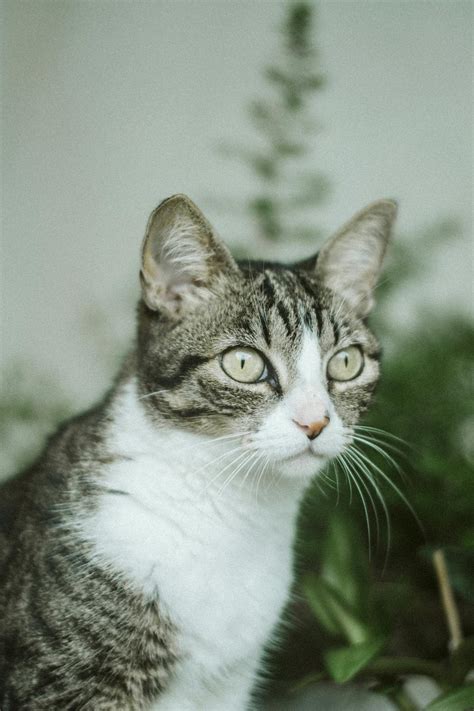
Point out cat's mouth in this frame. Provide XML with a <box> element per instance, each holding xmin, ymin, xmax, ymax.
<box><xmin>282</xmin><ymin>447</ymin><xmax>325</xmax><ymax>462</ymax></box>
<box><xmin>240</xmin><ymin>431</ymin><xmax>345</xmax><ymax>474</ymax></box>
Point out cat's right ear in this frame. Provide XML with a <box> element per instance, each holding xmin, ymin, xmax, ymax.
<box><xmin>297</xmin><ymin>200</ymin><xmax>397</xmax><ymax>317</ymax></box>
<box><xmin>140</xmin><ymin>194</ymin><xmax>238</xmax><ymax>316</ymax></box>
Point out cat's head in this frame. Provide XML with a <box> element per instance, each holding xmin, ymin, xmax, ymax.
<box><xmin>136</xmin><ymin>194</ymin><xmax>396</xmax><ymax>478</ymax></box>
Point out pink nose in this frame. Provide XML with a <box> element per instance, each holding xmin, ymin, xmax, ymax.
<box><xmin>293</xmin><ymin>416</ymin><xmax>330</xmax><ymax>441</ymax></box>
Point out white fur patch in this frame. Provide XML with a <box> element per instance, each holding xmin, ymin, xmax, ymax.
<box><xmin>81</xmin><ymin>379</ymin><xmax>307</xmax><ymax>709</ymax></box>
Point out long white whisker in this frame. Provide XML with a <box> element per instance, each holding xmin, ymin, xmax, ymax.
<box><xmin>351</xmin><ymin>445</ymin><xmax>425</xmax><ymax>553</ymax></box>
<box><xmin>248</xmin><ymin>451</ymin><xmax>267</xmax><ymax>503</ymax></box>
<box><xmin>191</xmin><ymin>443</ymin><xmax>249</xmax><ymax>484</ymax></box>
<box><xmin>185</xmin><ymin>430</ymin><xmax>252</xmax><ymax>451</ymax></box>
<box><xmin>204</xmin><ymin>449</ymin><xmax>251</xmax><ymax>494</ymax></box>
<box><xmin>217</xmin><ymin>451</ymin><xmax>258</xmax><ymax>498</ymax></box>
<box><xmin>352</xmin><ymin>444</ymin><xmax>421</xmax><ymax>528</ymax></box>
<box><xmin>338</xmin><ymin>453</ymin><xmax>372</xmax><ymax>552</ymax></box>
<box><xmin>138</xmin><ymin>389</ymin><xmax>170</xmax><ymax>400</ymax></box>
<box><xmin>353</xmin><ymin>429</ymin><xmax>409</xmax><ymax>458</ymax></box>
<box><xmin>344</xmin><ymin>449</ymin><xmax>382</xmax><ymax>553</ymax></box>
<box><xmin>346</xmin><ymin>445</ymin><xmax>392</xmax><ymax>569</ymax></box>
<box><xmin>254</xmin><ymin>454</ymin><xmax>270</xmax><ymax>504</ymax></box>
<box><xmin>355</xmin><ymin>425</ymin><xmax>410</xmax><ymax>447</ymax></box>
<box><xmin>338</xmin><ymin>454</ymin><xmax>354</xmax><ymax>504</ymax></box>
<box><xmin>351</xmin><ymin>434</ymin><xmax>404</xmax><ymax>475</ymax></box>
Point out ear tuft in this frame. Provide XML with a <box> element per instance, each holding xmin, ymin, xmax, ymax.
<box><xmin>140</xmin><ymin>194</ymin><xmax>237</xmax><ymax>315</ymax></box>
<box><xmin>315</xmin><ymin>199</ymin><xmax>397</xmax><ymax>317</ymax></box>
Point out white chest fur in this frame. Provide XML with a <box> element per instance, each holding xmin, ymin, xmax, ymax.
<box><xmin>81</xmin><ymin>382</ymin><xmax>307</xmax><ymax>709</ymax></box>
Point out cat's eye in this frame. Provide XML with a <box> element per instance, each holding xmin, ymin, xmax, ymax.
<box><xmin>221</xmin><ymin>347</ymin><xmax>266</xmax><ymax>384</ymax></box>
<box><xmin>327</xmin><ymin>346</ymin><xmax>364</xmax><ymax>381</ymax></box>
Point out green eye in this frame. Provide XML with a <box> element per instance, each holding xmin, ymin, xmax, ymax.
<box><xmin>221</xmin><ymin>347</ymin><xmax>266</xmax><ymax>383</ymax></box>
<box><xmin>327</xmin><ymin>346</ymin><xmax>364</xmax><ymax>381</ymax></box>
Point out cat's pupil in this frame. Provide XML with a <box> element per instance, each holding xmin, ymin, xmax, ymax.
<box><xmin>344</xmin><ymin>354</ymin><xmax>349</xmax><ymax>367</ymax></box>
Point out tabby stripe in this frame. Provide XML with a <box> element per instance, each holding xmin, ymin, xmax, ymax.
<box><xmin>328</xmin><ymin>311</ymin><xmax>340</xmax><ymax>344</ymax></box>
<box><xmin>259</xmin><ymin>311</ymin><xmax>271</xmax><ymax>346</ymax></box>
<box><xmin>369</xmin><ymin>348</ymin><xmax>383</xmax><ymax>361</ymax></box>
<box><xmin>297</xmin><ymin>273</ymin><xmax>319</xmax><ymax>303</ymax></box>
<box><xmin>154</xmin><ymin>354</ymin><xmax>209</xmax><ymax>389</ymax></box>
<box><xmin>276</xmin><ymin>301</ymin><xmax>293</xmax><ymax>337</ymax></box>
<box><xmin>175</xmin><ymin>407</ymin><xmax>217</xmax><ymax>418</ymax></box>
<box><xmin>314</xmin><ymin>307</ymin><xmax>323</xmax><ymax>337</ymax></box>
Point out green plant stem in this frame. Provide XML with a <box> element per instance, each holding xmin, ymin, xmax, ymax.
<box><xmin>365</xmin><ymin>656</ymin><xmax>448</xmax><ymax>683</ymax></box>
<box><xmin>433</xmin><ymin>549</ymin><xmax>463</xmax><ymax>652</ymax></box>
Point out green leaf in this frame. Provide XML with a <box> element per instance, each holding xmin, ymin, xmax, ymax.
<box><xmin>324</xmin><ymin>636</ymin><xmax>388</xmax><ymax>683</ymax></box>
<box><xmin>303</xmin><ymin>574</ymin><xmax>371</xmax><ymax>644</ymax></box>
<box><xmin>425</xmin><ymin>684</ymin><xmax>474</xmax><ymax>711</ymax></box>
<box><xmin>304</xmin><ymin>574</ymin><xmax>341</xmax><ymax>635</ymax></box>
<box><xmin>321</xmin><ymin>511</ymin><xmax>370</xmax><ymax>619</ymax></box>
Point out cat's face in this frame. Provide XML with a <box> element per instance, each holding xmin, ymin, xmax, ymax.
<box><xmin>136</xmin><ymin>195</ymin><xmax>396</xmax><ymax>479</ymax></box>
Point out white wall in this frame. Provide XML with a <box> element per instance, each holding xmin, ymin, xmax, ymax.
<box><xmin>2</xmin><ymin>0</ymin><xmax>472</xmax><ymax>407</ymax></box>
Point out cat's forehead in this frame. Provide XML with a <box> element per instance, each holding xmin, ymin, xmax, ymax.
<box><xmin>146</xmin><ymin>260</ymin><xmax>377</xmax><ymax>372</ymax></box>
<box><xmin>236</xmin><ymin>263</ymin><xmax>356</xmax><ymax>355</ymax></box>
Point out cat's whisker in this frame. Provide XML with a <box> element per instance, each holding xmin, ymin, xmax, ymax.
<box><xmin>239</xmin><ymin>451</ymin><xmax>261</xmax><ymax>493</ymax></box>
<box><xmin>354</xmin><ymin>425</ymin><xmax>411</xmax><ymax>448</ymax></box>
<box><xmin>203</xmin><ymin>449</ymin><xmax>251</xmax><ymax>494</ymax></box>
<box><xmin>352</xmin><ymin>444</ymin><xmax>424</xmax><ymax>540</ymax></box>
<box><xmin>353</xmin><ymin>434</ymin><xmax>408</xmax><ymax>461</ymax></box>
<box><xmin>342</xmin><ymin>449</ymin><xmax>383</xmax><ymax>553</ymax></box>
<box><xmin>190</xmin><ymin>432</ymin><xmax>253</xmax><ymax>455</ymax></box>
<box><xmin>339</xmin><ymin>453</ymin><xmax>354</xmax><ymax>504</ymax></box>
<box><xmin>217</xmin><ymin>450</ymin><xmax>258</xmax><ymax>498</ymax></box>
<box><xmin>351</xmin><ymin>434</ymin><xmax>404</xmax><ymax>474</ymax></box>
<box><xmin>253</xmin><ymin>453</ymin><xmax>271</xmax><ymax>504</ymax></box>
<box><xmin>174</xmin><ymin>430</ymin><xmax>253</xmax><ymax>459</ymax></box>
<box><xmin>264</xmin><ymin>456</ymin><xmax>279</xmax><ymax>494</ymax></box>
<box><xmin>352</xmin><ymin>457</ymin><xmax>382</xmax><ymax>541</ymax></box>
<box><xmin>322</xmin><ymin>461</ymin><xmax>340</xmax><ymax>504</ymax></box>
<box><xmin>318</xmin><ymin>467</ymin><xmax>339</xmax><ymax>494</ymax></box>
<box><xmin>312</xmin><ymin>471</ymin><xmax>330</xmax><ymax>498</ymax></box>
<box><xmin>138</xmin><ymin>389</ymin><xmax>170</xmax><ymax>400</ymax></box>
<box><xmin>345</xmin><ymin>446</ymin><xmax>392</xmax><ymax>570</ymax></box>
<box><xmin>337</xmin><ymin>453</ymin><xmax>373</xmax><ymax>552</ymax></box>
<box><xmin>334</xmin><ymin>462</ymin><xmax>341</xmax><ymax>505</ymax></box>
<box><xmin>181</xmin><ymin>443</ymin><xmax>246</xmax><ymax>485</ymax></box>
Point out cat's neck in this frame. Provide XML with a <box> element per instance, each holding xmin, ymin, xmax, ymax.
<box><xmin>106</xmin><ymin>376</ymin><xmax>309</xmax><ymax>514</ymax></box>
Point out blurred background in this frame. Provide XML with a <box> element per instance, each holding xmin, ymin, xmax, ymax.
<box><xmin>1</xmin><ymin>2</ymin><xmax>473</xmax><ymax>709</ymax></box>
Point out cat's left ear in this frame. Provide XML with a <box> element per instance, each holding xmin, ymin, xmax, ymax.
<box><xmin>140</xmin><ymin>194</ymin><xmax>238</xmax><ymax>315</ymax></box>
<box><xmin>309</xmin><ymin>200</ymin><xmax>397</xmax><ymax>317</ymax></box>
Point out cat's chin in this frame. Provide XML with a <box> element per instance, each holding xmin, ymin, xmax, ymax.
<box><xmin>275</xmin><ymin>449</ymin><xmax>328</xmax><ymax>479</ymax></box>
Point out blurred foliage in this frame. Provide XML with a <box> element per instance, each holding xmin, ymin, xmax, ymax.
<box><xmin>0</xmin><ymin>363</ymin><xmax>72</xmax><ymax>480</ymax></box>
<box><xmin>220</xmin><ymin>2</ymin><xmax>329</xmax><ymax>248</ymax></box>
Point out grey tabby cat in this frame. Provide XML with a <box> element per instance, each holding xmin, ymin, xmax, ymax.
<box><xmin>0</xmin><ymin>194</ymin><xmax>396</xmax><ymax>710</ymax></box>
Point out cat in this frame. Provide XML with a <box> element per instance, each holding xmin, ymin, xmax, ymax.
<box><xmin>0</xmin><ymin>194</ymin><xmax>396</xmax><ymax>710</ymax></box>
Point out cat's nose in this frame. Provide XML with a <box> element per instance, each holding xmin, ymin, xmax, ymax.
<box><xmin>293</xmin><ymin>415</ymin><xmax>330</xmax><ymax>441</ymax></box>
